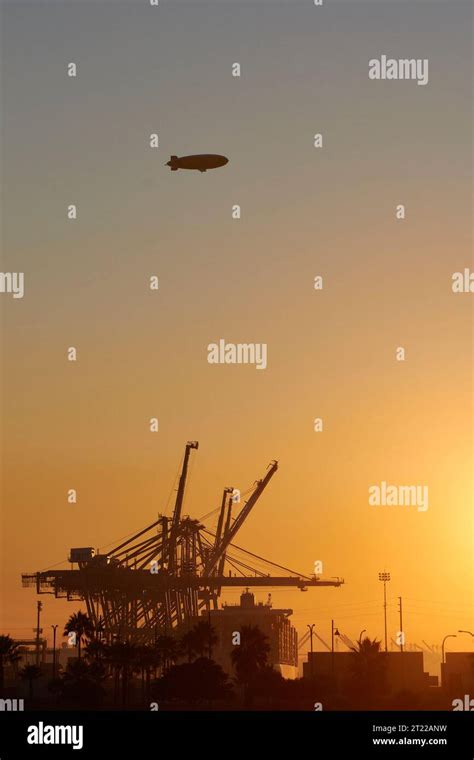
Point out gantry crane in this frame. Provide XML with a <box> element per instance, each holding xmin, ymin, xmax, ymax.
<box><xmin>22</xmin><ymin>442</ymin><xmax>344</xmax><ymax>643</ymax></box>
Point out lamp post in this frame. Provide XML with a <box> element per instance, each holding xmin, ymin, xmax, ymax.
<box><xmin>331</xmin><ymin>620</ymin><xmax>340</xmax><ymax>679</ymax></box>
<box><xmin>307</xmin><ymin>624</ymin><xmax>315</xmax><ymax>679</ymax></box>
<box><xmin>441</xmin><ymin>634</ymin><xmax>457</xmax><ymax>688</ymax></box>
<box><xmin>207</xmin><ymin>609</ymin><xmax>212</xmax><ymax>660</ymax></box>
<box><xmin>441</xmin><ymin>634</ymin><xmax>457</xmax><ymax>665</ymax></box>
<box><xmin>51</xmin><ymin>625</ymin><xmax>58</xmax><ymax>680</ymax></box>
<box><xmin>35</xmin><ymin>601</ymin><xmax>43</xmax><ymax>667</ymax></box>
<box><xmin>331</xmin><ymin>620</ymin><xmax>340</xmax><ymax>653</ymax></box>
<box><xmin>398</xmin><ymin>596</ymin><xmax>404</xmax><ymax>652</ymax></box>
<box><xmin>378</xmin><ymin>572</ymin><xmax>391</xmax><ymax>652</ymax></box>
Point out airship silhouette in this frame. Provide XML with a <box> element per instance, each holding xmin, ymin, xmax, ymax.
<box><xmin>166</xmin><ymin>154</ymin><xmax>229</xmax><ymax>173</ymax></box>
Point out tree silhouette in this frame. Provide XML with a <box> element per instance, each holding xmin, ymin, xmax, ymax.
<box><xmin>47</xmin><ymin>676</ymin><xmax>63</xmax><ymax>705</ymax></box>
<box><xmin>20</xmin><ymin>664</ymin><xmax>41</xmax><ymax>701</ymax></box>
<box><xmin>180</xmin><ymin>621</ymin><xmax>218</xmax><ymax>662</ymax></box>
<box><xmin>84</xmin><ymin>637</ymin><xmax>106</xmax><ymax>664</ymax></box>
<box><xmin>349</xmin><ymin>636</ymin><xmax>387</xmax><ymax>703</ymax></box>
<box><xmin>60</xmin><ymin>659</ymin><xmax>105</xmax><ymax>708</ymax></box>
<box><xmin>0</xmin><ymin>635</ymin><xmax>21</xmax><ymax>691</ymax></box>
<box><xmin>247</xmin><ymin>664</ymin><xmax>285</xmax><ymax>707</ymax></box>
<box><xmin>94</xmin><ymin>616</ymin><xmax>106</xmax><ymax>641</ymax></box>
<box><xmin>63</xmin><ymin>611</ymin><xmax>94</xmax><ymax>661</ymax></box>
<box><xmin>230</xmin><ymin>625</ymin><xmax>270</xmax><ymax>705</ymax></box>
<box><xmin>154</xmin><ymin>635</ymin><xmax>179</xmax><ymax>674</ymax></box>
<box><xmin>135</xmin><ymin>645</ymin><xmax>159</xmax><ymax>702</ymax></box>
<box><xmin>152</xmin><ymin>657</ymin><xmax>232</xmax><ymax>706</ymax></box>
<box><xmin>104</xmin><ymin>641</ymin><xmax>140</xmax><ymax>707</ymax></box>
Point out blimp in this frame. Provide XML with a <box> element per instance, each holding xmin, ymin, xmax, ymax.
<box><xmin>166</xmin><ymin>154</ymin><xmax>229</xmax><ymax>173</ymax></box>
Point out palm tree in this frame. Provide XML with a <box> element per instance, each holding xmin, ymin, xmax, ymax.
<box><xmin>94</xmin><ymin>616</ymin><xmax>105</xmax><ymax>641</ymax></box>
<box><xmin>104</xmin><ymin>641</ymin><xmax>140</xmax><ymax>707</ymax></box>
<box><xmin>60</xmin><ymin>658</ymin><xmax>105</xmax><ymax>708</ymax></box>
<box><xmin>248</xmin><ymin>665</ymin><xmax>285</xmax><ymax>707</ymax></box>
<box><xmin>230</xmin><ymin>625</ymin><xmax>270</xmax><ymax>705</ymax></box>
<box><xmin>0</xmin><ymin>635</ymin><xmax>21</xmax><ymax>691</ymax></box>
<box><xmin>154</xmin><ymin>657</ymin><xmax>232</xmax><ymax>707</ymax></box>
<box><xmin>349</xmin><ymin>636</ymin><xmax>387</xmax><ymax>700</ymax></box>
<box><xmin>180</xmin><ymin>621</ymin><xmax>219</xmax><ymax>662</ymax></box>
<box><xmin>20</xmin><ymin>664</ymin><xmax>41</xmax><ymax>701</ymax></box>
<box><xmin>154</xmin><ymin>635</ymin><xmax>180</xmax><ymax>674</ymax></box>
<box><xmin>84</xmin><ymin>638</ymin><xmax>105</xmax><ymax>664</ymax></box>
<box><xmin>63</xmin><ymin>611</ymin><xmax>94</xmax><ymax>661</ymax></box>
<box><xmin>83</xmin><ymin>638</ymin><xmax>107</xmax><ymax>688</ymax></box>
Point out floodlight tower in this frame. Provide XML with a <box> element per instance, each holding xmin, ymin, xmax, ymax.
<box><xmin>378</xmin><ymin>571</ymin><xmax>391</xmax><ymax>652</ymax></box>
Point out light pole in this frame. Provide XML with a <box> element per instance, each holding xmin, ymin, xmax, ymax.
<box><xmin>441</xmin><ymin>634</ymin><xmax>457</xmax><ymax>689</ymax></box>
<box><xmin>35</xmin><ymin>601</ymin><xmax>43</xmax><ymax>667</ymax></box>
<box><xmin>398</xmin><ymin>596</ymin><xmax>404</xmax><ymax>652</ymax></box>
<box><xmin>307</xmin><ymin>624</ymin><xmax>315</xmax><ymax>679</ymax></box>
<box><xmin>331</xmin><ymin>620</ymin><xmax>340</xmax><ymax>679</ymax></box>
<box><xmin>207</xmin><ymin>608</ymin><xmax>212</xmax><ymax>659</ymax></box>
<box><xmin>331</xmin><ymin>620</ymin><xmax>340</xmax><ymax>653</ymax></box>
<box><xmin>441</xmin><ymin>634</ymin><xmax>457</xmax><ymax>664</ymax></box>
<box><xmin>51</xmin><ymin>625</ymin><xmax>58</xmax><ymax>679</ymax></box>
<box><xmin>378</xmin><ymin>572</ymin><xmax>391</xmax><ymax>652</ymax></box>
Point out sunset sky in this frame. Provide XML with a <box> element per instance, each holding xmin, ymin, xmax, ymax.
<box><xmin>1</xmin><ymin>0</ymin><xmax>472</xmax><ymax>668</ymax></box>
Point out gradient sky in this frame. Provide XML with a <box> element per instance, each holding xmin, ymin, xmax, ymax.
<box><xmin>1</xmin><ymin>0</ymin><xmax>472</xmax><ymax>669</ymax></box>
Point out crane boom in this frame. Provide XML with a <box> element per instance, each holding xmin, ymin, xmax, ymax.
<box><xmin>214</xmin><ymin>487</ymin><xmax>233</xmax><ymax>551</ymax></box>
<box><xmin>205</xmin><ymin>460</ymin><xmax>278</xmax><ymax>575</ymax></box>
<box><xmin>167</xmin><ymin>441</ymin><xmax>199</xmax><ymax>571</ymax></box>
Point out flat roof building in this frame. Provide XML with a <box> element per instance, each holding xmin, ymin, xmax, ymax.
<box><xmin>303</xmin><ymin>651</ymin><xmax>437</xmax><ymax>693</ymax></box>
<box><xmin>442</xmin><ymin>652</ymin><xmax>474</xmax><ymax>694</ymax></box>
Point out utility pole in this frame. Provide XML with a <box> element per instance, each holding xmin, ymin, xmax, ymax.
<box><xmin>331</xmin><ymin>619</ymin><xmax>334</xmax><ymax>679</ymax></box>
<box><xmin>331</xmin><ymin>620</ymin><xmax>340</xmax><ymax>679</ymax></box>
<box><xmin>378</xmin><ymin>572</ymin><xmax>391</xmax><ymax>652</ymax></box>
<box><xmin>35</xmin><ymin>601</ymin><xmax>43</xmax><ymax>667</ymax></box>
<box><xmin>398</xmin><ymin>596</ymin><xmax>406</xmax><ymax>689</ymax></box>
<box><xmin>307</xmin><ymin>624</ymin><xmax>315</xmax><ymax>679</ymax></box>
<box><xmin>208</xmin><ymin>608</ymin><xmax>212</xmax><ymax>659</ymax></box>
<box><xmin>51</xmin><ymin>624</ymin><xmax>58</xmax><ymax>679</ymax></box>
<box><xmin>398</xmin><ymin>596</ymin><xmax>404</xmax><ymax>652</ymax></box>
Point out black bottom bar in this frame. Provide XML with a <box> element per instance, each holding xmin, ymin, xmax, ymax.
<box><xmin>0</xmin><ymin>711</ymin><xmax>473</xmax><ymax>757</ymax></box>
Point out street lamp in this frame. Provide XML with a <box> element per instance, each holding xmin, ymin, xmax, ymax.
<box><xmin>51</xmin><ymin>625</ymin><xmax>58</xmax><ymax>680</ymax></box>
<box><xmin>307</xmin><ymin>624</ymin><xmax>315</xmax><ymax>679</ymax></box>
<box><xmin>441</xmin><ymin>634</ymin><xmax>457</xmax><ymax>688</ymax></box>
<box><xmin>378</xmin><ymin>572</ymin><xmax>391</xmax><ymax>652</ymax></box>
<box><xmin>35</xmin><ymin>601</ymin><xmax>43</xmax><ymax>667</ymax></box>
<box><xmin>331</xmin><ymin>620</ymin><xmax>340</xmax><ymax>653</ymax></box>
<box><xmin>441</xmin><ymin>634</ymin><xmax>457</xmax><ymax>664</ymax></box>
<box><xmin>331</xmin><ymin>620</ymin><xmax>340</xmax><ymax>679</ymax></box>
